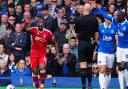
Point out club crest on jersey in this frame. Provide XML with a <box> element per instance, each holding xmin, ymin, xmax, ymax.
<box><xmin>123</xmin><ymin>26</ymin><xmax>126</xmax><ymax>31</ymax></box>
<box><xmin>35</xmin><ymin>36</ymin><xmax>46</xmax><ymax>42</ymax></box>
<box><xmin>102</xmin><ymin>30</ymin><xmax>104</xmax><ymax>33</ymax></box>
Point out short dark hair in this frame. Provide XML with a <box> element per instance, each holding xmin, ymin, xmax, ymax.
<box><xmin>6</xmin><ymin>25</ymin><xmax>14</xmax><ymax>30</ymax></box>
<box><xmin>70</xmin><ymin>37</ymin><xmax>77</xmax><ymax>40</ymax></box>
<box><xmin>8</xmin><ymin>3</ymin><xmax>15</xmax><ymax>8</ymax></box>
<box><xmin>117</xmin><ymin>11</ymin><xmax>126</xmax><ymax>19</ymax></box>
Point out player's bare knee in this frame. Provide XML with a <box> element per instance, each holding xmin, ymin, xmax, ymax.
<box><xmin>120</xmin><ymin>61</ymin><xmax>127</xmax><ymax>70</ymax></box>
<box><xmin>117</xmin><ymin>63</ymin><xmax>122</xmax><ymax>71</ymax></box>
<box><xmin>32</xmin><ymin>67</ymin><xmax>38</xmax><ymax>75</ymax></box>
<box><xmin>39</xmin><ymin>64</ymin><xmax>46</xmax><ymax>69</ymax></box>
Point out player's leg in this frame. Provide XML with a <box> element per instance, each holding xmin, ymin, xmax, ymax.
<box><xmin>86</xmin><ymin>45</ymin><xmax>95</xmax><ymax>89</ymax></box>
<box><xmin>39</xmin><ymin>56</ymin><xmax>47</xmax><ymax>89</ymax></box>
<box><xmin>122</xmin><ymin>49</ymin><xmax>128</xmax><ymax>89</ymax></box>
<box><xmin>98</xmin><ymin>52</ymin><xmax>107</xmax><ymax>89</ymax></box>
<box><xmin>30</xmin><ymin>56</ymin><xmax>39</xmax><ymax>89</ymax></box>
<box><xmin>116</xmin><ymin>47</ymin><xmax>124</xmax><ymax>89</ymax></box>
<box><xmin>78</xmin><ymin>41</ymin><xmax>89</xmax><ymax>89</ymax></box>
<box><xmin>105</xmin><ymin>68</ymin><xmax>111</xmax><ymax>87</ymax></box>
<box><xmin>80</xmin><ymin>62</ymin><xmax>88</xmax><ymax>89</ymax></box>
<box><xmin>86</xmin><ymin>66</ymin><xmax>92</xmax><ymax>89</ymax></box>
<box><xmin>106</xmin><ymin>54</ymin><xmax>115</xmax><ymax>88</ymax></box>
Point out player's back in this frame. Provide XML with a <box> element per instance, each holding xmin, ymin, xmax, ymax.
<box><xmin>75</xmin><ymin>15</ymin><xmax>98</xmax><ymax>41</ymax></box>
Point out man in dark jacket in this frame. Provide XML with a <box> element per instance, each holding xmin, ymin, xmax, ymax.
<box><xmin>58</xmin><ymin>43</ymin><xmax>76</xmax><ymax>76</ymax></box>
<box><xmin>8</xmin><ymin>23</ymin><xmax>27</xmax><ymax>62</ymax></box>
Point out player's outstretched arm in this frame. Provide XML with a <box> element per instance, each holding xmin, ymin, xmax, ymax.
<box><xmin>96</xmin><ymin>8</ymin><xmax>118</xmax><ymax>25</ymax></box>
<box><xmin>26</xmin><ymin>20</ymin><xmax>35</xmax><ymax>31</ymax></box>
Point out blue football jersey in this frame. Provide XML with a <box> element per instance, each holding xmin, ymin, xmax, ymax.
<box><xmin>98</xmin><ymin>23</ymin><xmax>117</xmax><ymax>54</ymax></box>
<box><xmin>117</xmin><ymin>20</ymin><xmax>128</xmax><ymax>48</ymax></box>
<box><xmin>96</xmin><ymin>8</ymin><xmax>128</xmax><ymax>48</ymax></box>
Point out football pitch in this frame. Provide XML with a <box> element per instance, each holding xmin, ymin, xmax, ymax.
<box><xmin>0</xmin><ymin>87</ymin><xmax>120</xmax><ymax>89</ymax></box>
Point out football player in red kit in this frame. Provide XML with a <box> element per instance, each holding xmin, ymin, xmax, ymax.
<box><xmin>27</xmin><ymin>17</ymin><xmax>58</xmax><ymax>89</ymax></box>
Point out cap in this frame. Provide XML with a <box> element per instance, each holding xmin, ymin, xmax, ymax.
<box><xmin>36</xmin><ymin>4</ymin><xmax>43</xmax><ymax>11</ymax></box>
<box><xmin>36</xmin><ymin>13</ymin><xmax>42</xmax><ymax>17</ymax></box>
<box><xmin>42</xmin><ymin>4</ymin><xmax>49</xmax><ymax>10</ymax></box>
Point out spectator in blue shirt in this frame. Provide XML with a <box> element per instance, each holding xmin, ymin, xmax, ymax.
<box><xmin>12</xmin><ymin>59</ymin><xmax>32</xmax><ymax>76</ymax></box>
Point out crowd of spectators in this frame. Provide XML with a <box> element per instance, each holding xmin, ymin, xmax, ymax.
<box><xmin>0</xmin><ymin>0</ymin><xmax>127</xmax><ymax>86</ymax></box>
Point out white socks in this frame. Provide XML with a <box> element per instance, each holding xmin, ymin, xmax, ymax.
<box><xmin>124</xmin><ymin>69</ymin><xmax>128</xmax><ymax>87</ymax></box>
<box><xmin>118</xmin><ymin>71</ymin><xmax>124</xmax><ymax>89</ymax></box>
<box><xmin>99</xmin><ymin>72</ymin><xmax>107</xmax><ymax>89</ymax></box>
<box><xmin>106</xmin><ymin>74</ymin><xmax>111</xmax><ymax>87</ymax></box>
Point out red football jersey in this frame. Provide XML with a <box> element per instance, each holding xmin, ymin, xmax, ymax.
<box><xmin>28</xmin><ymin>27</ymin><xmax>55</xmax><ymax>52</ymax></box>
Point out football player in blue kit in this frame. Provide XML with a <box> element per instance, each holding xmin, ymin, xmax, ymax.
<box><xmin>96</xmin><ymin>14</ymin><xmax>117</xmax><ymax>89</ymax></box>
<box><xmin>93</xmin><ymin>3</ymin><xmax>128</xmax><ymax>89</ymax></box>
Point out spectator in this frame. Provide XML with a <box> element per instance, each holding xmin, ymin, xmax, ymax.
<box><xmin>54</xmin><ymin>19</ymin><xmax>68</xmax><ymax>53</ymax></box>
<box><xmin>49</xmin><ymin>45</ymin><xmax>61</xmax><ymax>76</ymax></box>
<box><xmin>8</xmin><ymin>23</ymin><xmax>27</xmax><ymax>62</ymax></box>
<box><xmin>74</xmin><ymin>4</ymin><xmax>84</xmax><ymax>23</ymax></box>
<box><xmin>42</xmin><ymin>4</ymin><xmax>55</xmax><ymax>33</ymax></box>
<box><xmin>46</xmin><ymin>45</ymin><xmax>56</xmax><ymax>78</ymax></box>
<box><xmin>49</xmin><ymin>0</ymin><xmax>59</xmax><ymax>18</ymax></box>
<box><xmin>7</xmin><ymin>53</ymin><xmax>16</xmax><ymax>72</ymax></box>
<box><xmin>7</xmin><ymin>3</ymin><xmax>15</xmax><ymax>17</ymax></box>
<box><xmin>30</xmin><ymin>0</ymin><xmax>37</xmax><ymax>18</ymax></box>
<box><xmin>68</xmin><ymin>37</ymin><xmax>79</xmax><ymax>73</ymax></box>
<box><xmin>0</xmin><ymin>0</ymin><xmax>7</xmax><ymax>16</ymax></box>
<box><xmin>116</xmin><ymin>0</ymin><xmax>126</xmax><ymax>11</ymax></box>
<box><xmin>0</xmin><ymin>60</ymin><xmax>11</xmax><ymax>86</ymax></box>
<box><xmin>2</xmin><ymin>26</ymin><xmax>13</xmax><ymax>54</ymax></box>
<box><xmin>24</xmin><ymin>4</ymin><xmax>31</xmax><ymax>12</ymax></box>
<box><xmin>53</xmin><ymin>8</ymin><xmax>67</xmax><ymax>32</ymax></box>
<box><xmin>92</xmin><ymin>63</ymin><xmax>99</xmax><ymax>77</ymax></box>
<box><xmin>63</xmin><ymin>0</ymin><xmax>72</xmax><ymax>17</ymax></box>
<box><xmin>15</xmin><ymin>4</ymin><xmax>23</xmax><ymax>23</ymax></box>
<box><xmin>0</xmin><ymin>14</ymin><xmax>8</xmax><ymax>40</ymax></box>
<box><xmin>50</xmin><ymin>45</ymin><xmax>58</xmax><ymax>57</ymax></box>
<box><xmin>108</xmin><ymin>4</ymin><xmax>116</xmax><ymax>15</ymax></box>
<box><xmin>65</xmin><ymin>19</ymin><xmax>76</xmax><ymax>40</ymax></box>
<box><xmin>8</xmin><ymin>16</ymin><xmax>16</xmax><ymax>29</ymax></box>
<box><xmin>12</xmin><ymin>59</ymin><xmax>32</xmax><ymax>76</ymax></box>
<box><xmin>0</xmin><ymin>43</ymin><xmax>9</xmax><ymax>63</ymax></box>
<box><xmin>58</xmin><ymin>43</ymin><xmax>76</xmax><ymax>76</ymax></box>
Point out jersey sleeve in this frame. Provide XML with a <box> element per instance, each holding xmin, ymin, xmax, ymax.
<box><xmin>27</xmin><ymin>27</ymin><xmax>37</xmax><ymax>33</ymax></box>
<box><xmin>48</xmin><ymin>31</ymin><xmax>55</xmax><ymax>42</ymax></box>
<box><xmin>95</xmin><ymin>8</ymin><xmax>118</xmax><ymax>26</ymax></box>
